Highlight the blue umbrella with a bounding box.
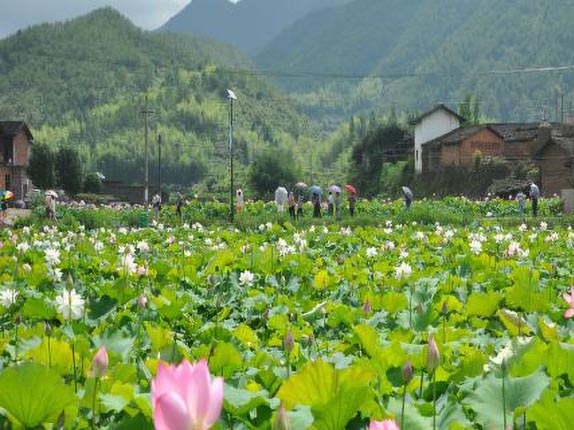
[308,185,323,195]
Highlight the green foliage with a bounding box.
[350,121,407,197]
[56,146,83,196]
[248,149,299,199]
[0,8,317,192]
[83,172,102,194]
[463,369,550,429]
[27,143,55,189]
[257,0,574,123]
[0,362,77,428]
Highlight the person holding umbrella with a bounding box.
[402,186,413,209]
[530,181,540,217]
[335,192,342,220]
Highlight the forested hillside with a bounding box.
[158,0,352,55]
[256,0,574,122]
[0,8,319,190]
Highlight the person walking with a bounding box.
[402,186,413,209]
[530,182,540,217]
[296,194,304,220]
[327,191,334,216]
[236,189,244,213]
[312,193,321,218]
[175,192,184,220]
[335,191,342,220]
[516,190,525,217]
[288,192,296,220]
[152,193,161,222]
[348,193,357,217]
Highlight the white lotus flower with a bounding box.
[539,221,548,231]
[16,242,30,253]
[137,241,150,253]
[239,270,254,286]
[469,240,482,255]
[55,288,85,320]
[395,262,412,280]
[45,248,61,266]
[0,289,18,308]
[119,253,137,275]
[365,247,377,258]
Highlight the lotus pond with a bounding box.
[0,199,573,429]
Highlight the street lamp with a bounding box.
[227,89,237,222]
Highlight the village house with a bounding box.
[422,125,505,172]
[413,105,574,196]
[412,104,464,174]
[532,122,574,196]
[0,121,33,200]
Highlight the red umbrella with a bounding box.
[344,184,357,194]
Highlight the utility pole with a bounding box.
[227,89,237,222]
[141,95,154,209]
[157,134,162,200]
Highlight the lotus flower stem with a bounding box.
[171,331,177,361]
[418,369,424,398]
[47,334,52,368]
[432,371,437,430]
[71,343,78,393]
[91,377,99,430]
[502,360,507,430]
[401,383,407,430]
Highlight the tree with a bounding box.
[350,122,406,197]
[459,95,481,125]
[56,147,83,196]
[83,172,102,194]
[249,149,298,199]
[27,144,55,189]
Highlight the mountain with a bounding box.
[256,0,574,122]
[158,0,352,56]
[0,8,319,189]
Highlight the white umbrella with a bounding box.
[275,187,288,204]
[402,186,413,200]
[45,190,58,198]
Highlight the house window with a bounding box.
[416,150,419,161]
[4,174,10,190]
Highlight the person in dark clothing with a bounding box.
[288,192,296,220]
[175,193,184,219]
[349,193,356,217]
[312,193,321,218]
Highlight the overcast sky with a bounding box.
[0,0,195,39]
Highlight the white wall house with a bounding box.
[413,105,463,174]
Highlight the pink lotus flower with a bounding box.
[92,345,108,378]
[564,286,574,319]
[367,419,400,429]
[427,333,440,373]
[152,359,223,430]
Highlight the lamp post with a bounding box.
[141,95,154,210]
[227,89,237,222]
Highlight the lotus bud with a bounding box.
[137,294,148,311]
[92,345,109,378]
[45,321,52,336]
[66,273,74,292]
[442,301,449,315]
[14,313,22,325]
[402,360,413,385]
[283,330,294,354]
[363,298,372,314]
[274,402,290,430]
[427,334,440,373]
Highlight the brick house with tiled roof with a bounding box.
[0,121,33,200]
